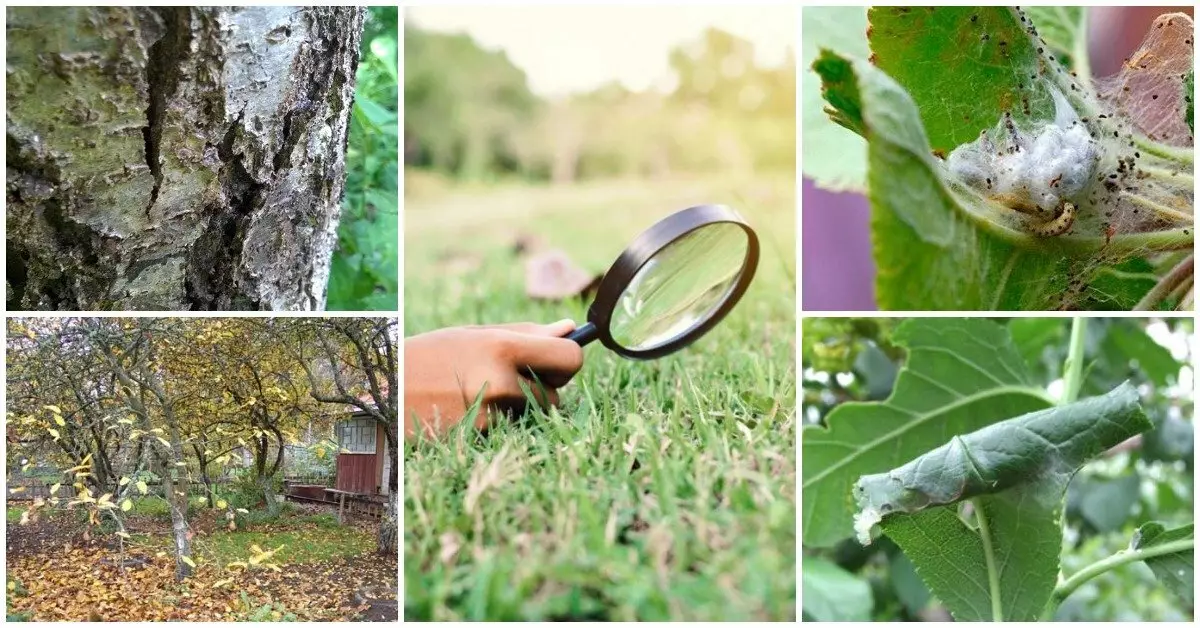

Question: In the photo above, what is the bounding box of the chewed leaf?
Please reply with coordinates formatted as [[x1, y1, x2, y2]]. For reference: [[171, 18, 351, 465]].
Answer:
[[1133, 522, 1194, 604], [854, 382, 1150, 523]]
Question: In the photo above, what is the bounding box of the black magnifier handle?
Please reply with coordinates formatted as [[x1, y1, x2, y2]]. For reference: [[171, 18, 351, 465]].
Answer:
[[566, 321, 599, 346]]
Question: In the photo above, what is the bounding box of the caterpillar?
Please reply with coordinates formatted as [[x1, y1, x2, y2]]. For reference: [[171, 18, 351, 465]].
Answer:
[[1029, 201, 1076, 237]]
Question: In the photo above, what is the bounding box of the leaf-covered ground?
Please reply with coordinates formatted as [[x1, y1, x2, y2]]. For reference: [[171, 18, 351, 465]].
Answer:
[[6, 507, 397, 621]]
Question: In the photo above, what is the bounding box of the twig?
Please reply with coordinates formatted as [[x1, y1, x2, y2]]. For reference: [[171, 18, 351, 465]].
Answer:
[[1134, 255, 1194, 311], [1052, 538, 1195, 604]]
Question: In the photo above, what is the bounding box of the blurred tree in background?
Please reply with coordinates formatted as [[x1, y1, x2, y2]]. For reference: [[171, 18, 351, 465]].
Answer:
[[329, 7, 399, 310], [404, 24, 795, 186]]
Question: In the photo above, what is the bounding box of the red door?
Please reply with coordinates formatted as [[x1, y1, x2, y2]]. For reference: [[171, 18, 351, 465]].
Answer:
[[336, 453, 377, 494]]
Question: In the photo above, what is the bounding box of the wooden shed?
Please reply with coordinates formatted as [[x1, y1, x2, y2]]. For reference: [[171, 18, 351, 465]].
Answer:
[[334, 410, 389, 496]]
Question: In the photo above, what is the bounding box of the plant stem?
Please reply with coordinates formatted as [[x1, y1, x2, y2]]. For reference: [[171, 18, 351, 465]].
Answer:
[[1052, 538, 1195, 604], [1072, 10, 1092, 95], [972, 498, 1004, 622], [1136, 164, 1194, 186], [1134, 254, 1194, 311], [1165, 272, 1194, 310], [1060, 317, 1086, 405], [1117, 190, 1193, 224], [1134, 138, 1194, 166]]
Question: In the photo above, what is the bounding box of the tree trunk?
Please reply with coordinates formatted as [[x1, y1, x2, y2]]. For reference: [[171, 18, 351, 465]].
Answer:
[[6, 7, 364, 311], [377, 426, 398, 556], [259, 474, 280, 516], [162, 408, 194, 581]]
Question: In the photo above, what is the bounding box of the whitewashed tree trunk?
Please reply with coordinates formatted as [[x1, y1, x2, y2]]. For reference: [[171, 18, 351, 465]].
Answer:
[[6, 6, 364, 310], [378, 426, 398, 555]]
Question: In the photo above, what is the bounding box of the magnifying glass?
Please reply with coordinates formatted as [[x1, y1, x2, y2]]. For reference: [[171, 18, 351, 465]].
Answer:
[[564, 204, 759, 359]]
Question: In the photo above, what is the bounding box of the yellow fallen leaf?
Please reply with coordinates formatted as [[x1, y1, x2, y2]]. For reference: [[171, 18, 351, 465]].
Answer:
[[115, 531, 131, 538], [121, 499, 132, 512], [181, 556, 196, 568], [48, 428, 60, 440], [212, 578, 232, 589], [54, 416, 66, 426], [9, 487, 25, 494], [156, 437, 171, 448], [119, 477, 131, 486], [136, 481, 148, 495], [249, 544, 264, 554], [43, 405, 61, 414], [216, 499, 227, 509]]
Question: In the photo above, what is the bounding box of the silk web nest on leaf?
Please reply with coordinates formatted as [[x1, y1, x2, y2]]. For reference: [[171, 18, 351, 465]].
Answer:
[[939, 11, 1193, 309], [943, 13, 1192, 244], [946, 87, 1098, 235]]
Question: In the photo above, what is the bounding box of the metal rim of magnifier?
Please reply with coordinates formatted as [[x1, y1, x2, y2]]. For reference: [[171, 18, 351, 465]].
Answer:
[[579, 204, 759, 360]]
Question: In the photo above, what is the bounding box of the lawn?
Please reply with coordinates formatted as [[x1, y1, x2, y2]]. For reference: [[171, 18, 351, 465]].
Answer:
[[403, 174, 797, 620]]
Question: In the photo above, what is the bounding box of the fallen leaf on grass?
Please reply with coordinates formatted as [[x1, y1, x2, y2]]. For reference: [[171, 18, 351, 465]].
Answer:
[[524, 249, 601, 301]]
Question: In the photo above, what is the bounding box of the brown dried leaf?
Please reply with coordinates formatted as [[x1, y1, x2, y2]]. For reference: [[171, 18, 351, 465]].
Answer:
[[524, 249, 601, 301]]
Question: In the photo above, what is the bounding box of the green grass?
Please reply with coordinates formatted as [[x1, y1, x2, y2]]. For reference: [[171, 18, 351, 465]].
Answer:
[[6, 507, 24, 523], [403, 174, 797, 620], [127, 497, 172, 519], [133, 513, 371, 566]]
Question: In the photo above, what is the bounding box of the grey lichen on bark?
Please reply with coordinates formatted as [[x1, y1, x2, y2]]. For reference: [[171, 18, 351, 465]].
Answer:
[[6, 6, 364, 310]]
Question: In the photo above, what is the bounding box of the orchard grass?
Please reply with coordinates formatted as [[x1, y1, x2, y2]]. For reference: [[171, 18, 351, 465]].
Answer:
[[403, 174, 797, 621]]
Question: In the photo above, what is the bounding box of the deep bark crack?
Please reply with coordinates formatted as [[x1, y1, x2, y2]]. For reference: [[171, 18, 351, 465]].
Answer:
[[142, 8, 191, 217]]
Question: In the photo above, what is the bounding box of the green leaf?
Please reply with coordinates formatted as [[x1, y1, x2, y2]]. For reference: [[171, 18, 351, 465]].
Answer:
[[802, 6, 869, 192], [854, 382, 1150, 621], [888, 551, 931, 615], [1103, 322, 1179, 388], [812, 50, 1075, 310], [868, 7, 1054, 152], [812, 8, 1191, 311], [1023, 7, 1088, 73], [1008, 318, 1067, 378], [1133, 522, 1194, 605], [801, 558, 873, 621], [1069, 472, 1141, 532], [1142, 412, 1194, 464], [802, 318, 1053, 548]]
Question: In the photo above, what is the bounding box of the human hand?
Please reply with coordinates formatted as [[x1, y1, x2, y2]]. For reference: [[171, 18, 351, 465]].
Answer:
[[404, 320, 584, 440]]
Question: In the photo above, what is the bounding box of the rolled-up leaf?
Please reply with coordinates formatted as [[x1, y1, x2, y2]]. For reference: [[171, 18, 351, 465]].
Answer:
[[853, 381, 1150, 543]]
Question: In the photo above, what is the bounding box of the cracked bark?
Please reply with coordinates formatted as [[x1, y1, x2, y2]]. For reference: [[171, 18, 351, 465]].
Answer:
[[6, 6, 364, 310]]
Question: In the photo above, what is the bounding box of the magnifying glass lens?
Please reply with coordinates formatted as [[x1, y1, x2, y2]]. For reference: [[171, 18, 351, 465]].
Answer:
[[609, 222, 749, 352]]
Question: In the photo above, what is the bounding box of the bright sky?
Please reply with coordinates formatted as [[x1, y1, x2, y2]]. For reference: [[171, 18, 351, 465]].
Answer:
[[405, 5, 796, 97]]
